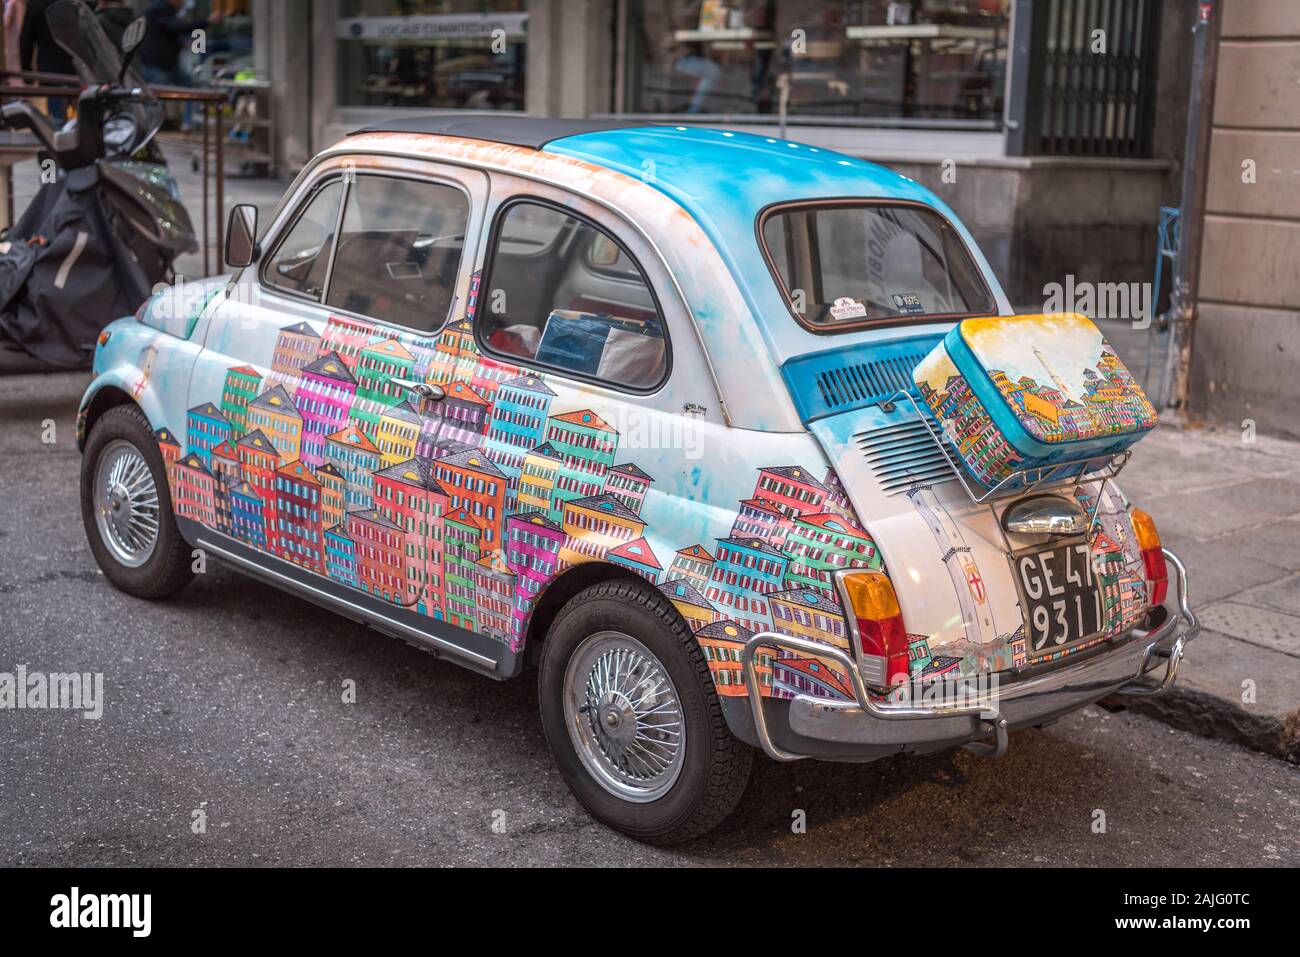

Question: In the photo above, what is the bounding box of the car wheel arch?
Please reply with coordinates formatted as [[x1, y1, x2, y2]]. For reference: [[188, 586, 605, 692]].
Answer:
[[522, 562, 688, 665], [78, 384, 137, 451]]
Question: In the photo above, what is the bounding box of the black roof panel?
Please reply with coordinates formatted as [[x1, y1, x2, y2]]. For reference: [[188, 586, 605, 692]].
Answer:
[[349, 115, 660, 150]]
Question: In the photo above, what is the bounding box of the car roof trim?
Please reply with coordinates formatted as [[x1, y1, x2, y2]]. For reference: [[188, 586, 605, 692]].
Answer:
[[347, 115, 663, 150]]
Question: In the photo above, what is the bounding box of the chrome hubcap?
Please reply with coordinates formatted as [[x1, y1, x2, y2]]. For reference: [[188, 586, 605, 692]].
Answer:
[[563, 631, 685, 803], [93, 439, 160, 568]]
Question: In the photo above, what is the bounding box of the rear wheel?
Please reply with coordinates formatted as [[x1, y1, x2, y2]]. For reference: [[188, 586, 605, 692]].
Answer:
[[538, 579, 752, 844], [80, 403, 193, 599]]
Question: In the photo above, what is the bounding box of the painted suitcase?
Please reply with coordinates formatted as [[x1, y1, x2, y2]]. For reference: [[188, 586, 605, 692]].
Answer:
[[912, 312, 1158, 489]]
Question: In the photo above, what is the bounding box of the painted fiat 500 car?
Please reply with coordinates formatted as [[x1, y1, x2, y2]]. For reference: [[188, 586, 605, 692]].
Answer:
[[76, 117, 1200, 844]]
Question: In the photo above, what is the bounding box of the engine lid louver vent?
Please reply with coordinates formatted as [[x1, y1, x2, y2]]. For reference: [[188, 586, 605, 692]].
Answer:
[[781, 335, 943, 423], [855, 418, 957, 494], [815, 352, 928, 412]]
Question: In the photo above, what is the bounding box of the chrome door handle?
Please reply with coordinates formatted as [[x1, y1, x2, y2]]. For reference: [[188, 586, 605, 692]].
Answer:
[[390, 377, 444, 401]]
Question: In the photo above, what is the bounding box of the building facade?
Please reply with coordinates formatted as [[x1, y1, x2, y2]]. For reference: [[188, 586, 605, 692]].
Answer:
[[251, 0, 1192, 310]]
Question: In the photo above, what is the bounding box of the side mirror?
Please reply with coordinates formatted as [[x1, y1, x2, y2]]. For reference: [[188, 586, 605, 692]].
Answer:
[[119, 17, 147, 82], [122, 17, 147, 57], [225, 204, 259, 268]]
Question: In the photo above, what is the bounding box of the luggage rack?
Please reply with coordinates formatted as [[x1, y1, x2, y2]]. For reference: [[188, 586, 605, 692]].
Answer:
[[887, 388, 1132, 525]]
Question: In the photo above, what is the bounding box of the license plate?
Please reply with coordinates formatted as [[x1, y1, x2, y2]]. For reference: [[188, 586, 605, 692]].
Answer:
[[1013, 541, 1103, 656]]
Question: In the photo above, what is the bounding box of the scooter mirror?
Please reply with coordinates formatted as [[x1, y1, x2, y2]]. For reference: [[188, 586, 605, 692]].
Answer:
[[118, 17, 147, 83], [121, 18, 147, 58], [226, 204, 260, 268]]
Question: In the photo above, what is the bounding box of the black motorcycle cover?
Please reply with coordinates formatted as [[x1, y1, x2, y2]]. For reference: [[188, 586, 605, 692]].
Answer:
[[0, 165, 152, 367]]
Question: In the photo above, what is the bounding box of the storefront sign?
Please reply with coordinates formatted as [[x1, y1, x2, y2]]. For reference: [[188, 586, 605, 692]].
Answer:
[[337, 13, 528, 42]]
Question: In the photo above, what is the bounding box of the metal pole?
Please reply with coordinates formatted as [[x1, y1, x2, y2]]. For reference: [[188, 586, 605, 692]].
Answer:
[[1164, 0, 1221, 411], [216, 98, 224, 267], [202, 100, 211, 277]]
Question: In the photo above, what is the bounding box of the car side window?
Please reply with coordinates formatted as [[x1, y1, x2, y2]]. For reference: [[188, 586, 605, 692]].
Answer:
[[477, 201, 668, 391], [263, 179, 344, 300], [325, 175, 470, 333]]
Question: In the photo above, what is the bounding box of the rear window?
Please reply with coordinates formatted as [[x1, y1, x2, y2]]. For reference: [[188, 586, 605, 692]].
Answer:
[[759, 202, 996, 331]]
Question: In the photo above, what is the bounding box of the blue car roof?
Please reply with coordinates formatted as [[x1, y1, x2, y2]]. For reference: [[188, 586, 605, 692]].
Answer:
[[545, 126, 998, 367], [546, 124, 939, 216]]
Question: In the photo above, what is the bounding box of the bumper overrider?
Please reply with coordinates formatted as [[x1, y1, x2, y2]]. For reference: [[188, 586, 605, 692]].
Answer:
[[741, 548, 1200, 762]]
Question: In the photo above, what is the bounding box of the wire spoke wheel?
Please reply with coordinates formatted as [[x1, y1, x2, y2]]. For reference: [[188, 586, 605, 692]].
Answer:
[[92, 438, 160, 568], [563, 631, 685, 803]]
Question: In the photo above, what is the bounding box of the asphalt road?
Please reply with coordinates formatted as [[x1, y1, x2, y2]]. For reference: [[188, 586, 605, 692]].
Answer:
[[2, 372, 1298, 867]]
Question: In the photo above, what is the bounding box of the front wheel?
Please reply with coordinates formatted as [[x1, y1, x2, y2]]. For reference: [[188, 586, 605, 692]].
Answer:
[[538, 579, 753, 844], [80, 403, 194, 599]]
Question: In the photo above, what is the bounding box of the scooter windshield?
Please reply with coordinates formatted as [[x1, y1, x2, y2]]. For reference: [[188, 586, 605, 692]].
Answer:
[[46, 0, 164, 149]]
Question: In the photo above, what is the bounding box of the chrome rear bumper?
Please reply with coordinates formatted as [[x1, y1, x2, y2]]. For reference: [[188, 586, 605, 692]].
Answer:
[[741, 548, 1200, 762]]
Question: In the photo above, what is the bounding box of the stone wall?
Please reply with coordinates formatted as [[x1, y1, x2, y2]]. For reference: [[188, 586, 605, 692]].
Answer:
[[1190, 0, 1300, 438]]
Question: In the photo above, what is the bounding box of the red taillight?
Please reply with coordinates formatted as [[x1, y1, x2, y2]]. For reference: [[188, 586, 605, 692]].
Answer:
[[1130, 508, 1168, 607], [1141, 548, 1168, 606], [856, 614, 911, 686], [842, 571, 911, 686]]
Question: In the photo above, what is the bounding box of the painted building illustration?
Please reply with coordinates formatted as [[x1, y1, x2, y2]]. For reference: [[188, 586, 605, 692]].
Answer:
[[246, 385, 303, 464], [156, 311, 1154, 702], [271, 321, 321, 383], [221, 365, 262, 435], [293, 352, 357, 468], [185, 402, 232, 468], [668, 545, 714, 593]]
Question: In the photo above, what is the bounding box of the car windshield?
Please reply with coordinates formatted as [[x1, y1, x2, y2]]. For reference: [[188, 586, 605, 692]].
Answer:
[[760, 202, 996, 330]]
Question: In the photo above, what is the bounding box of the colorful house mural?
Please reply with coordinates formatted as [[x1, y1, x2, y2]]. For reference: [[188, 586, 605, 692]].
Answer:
[[668, 545, 714, 593], [157, 295, 1153, 705], [271, 321, 321, 383], [293, 352, 357, 468], [246, 385, 303, 464], [220, 365, 262, 435], [185, 402, 232, 468], [608, 537, 662, 583], [230, 482, 266, 550]]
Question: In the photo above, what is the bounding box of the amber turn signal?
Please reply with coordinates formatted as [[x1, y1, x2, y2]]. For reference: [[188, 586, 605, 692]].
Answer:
[[841, 570, 901, 621], [841, 570, 909, 686], [1129, 508, 1168, 607]]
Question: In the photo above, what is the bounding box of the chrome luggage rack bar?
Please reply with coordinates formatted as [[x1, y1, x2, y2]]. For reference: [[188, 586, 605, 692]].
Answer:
[[887, 388, 1131, 513]]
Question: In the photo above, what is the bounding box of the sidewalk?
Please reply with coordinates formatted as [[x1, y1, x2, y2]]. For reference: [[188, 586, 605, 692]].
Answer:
[[1114, 424, 1300, 763]]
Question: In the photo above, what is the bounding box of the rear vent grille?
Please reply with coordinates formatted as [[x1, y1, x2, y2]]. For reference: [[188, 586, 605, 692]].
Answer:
[[855, 419, 958, 494], [815, 352, 929, 412]]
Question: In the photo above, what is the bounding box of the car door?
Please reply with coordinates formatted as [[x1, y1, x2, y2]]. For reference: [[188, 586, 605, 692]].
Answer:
[[465, 172, 730, 653], [180, 153, 513, 677]]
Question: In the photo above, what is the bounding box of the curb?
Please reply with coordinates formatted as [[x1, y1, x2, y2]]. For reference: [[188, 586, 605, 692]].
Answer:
[[1100, 689, 1299, 765]]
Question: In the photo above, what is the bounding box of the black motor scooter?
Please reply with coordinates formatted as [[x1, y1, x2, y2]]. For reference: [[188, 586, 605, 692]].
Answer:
[[0, 0, 197, 374]]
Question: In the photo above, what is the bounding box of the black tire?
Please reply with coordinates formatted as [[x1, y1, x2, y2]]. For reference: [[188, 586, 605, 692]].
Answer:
[[538, 578, 753, 844], [80, 403, 194, 600]]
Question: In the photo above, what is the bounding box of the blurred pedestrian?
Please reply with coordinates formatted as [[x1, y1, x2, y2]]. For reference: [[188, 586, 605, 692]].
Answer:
[[139, 0, 221, 131], [95, 0, 135, 50], [20, 0, 75, 121], [2, 0, 25, 84]]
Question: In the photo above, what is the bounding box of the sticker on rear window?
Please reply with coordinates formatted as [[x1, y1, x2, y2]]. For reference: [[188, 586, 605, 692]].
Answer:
[[829, 297, 868, 321], [892, 293, 924, 314]]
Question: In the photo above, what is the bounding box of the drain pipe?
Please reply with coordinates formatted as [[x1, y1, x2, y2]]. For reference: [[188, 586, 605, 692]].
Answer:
[[1164, 1, 1221, 412]]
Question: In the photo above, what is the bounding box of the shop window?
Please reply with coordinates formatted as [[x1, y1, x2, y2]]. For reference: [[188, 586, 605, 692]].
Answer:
[[336, 1, 527, 111], [621, 0, 1009, 123], [477, 202, 669, 391]]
